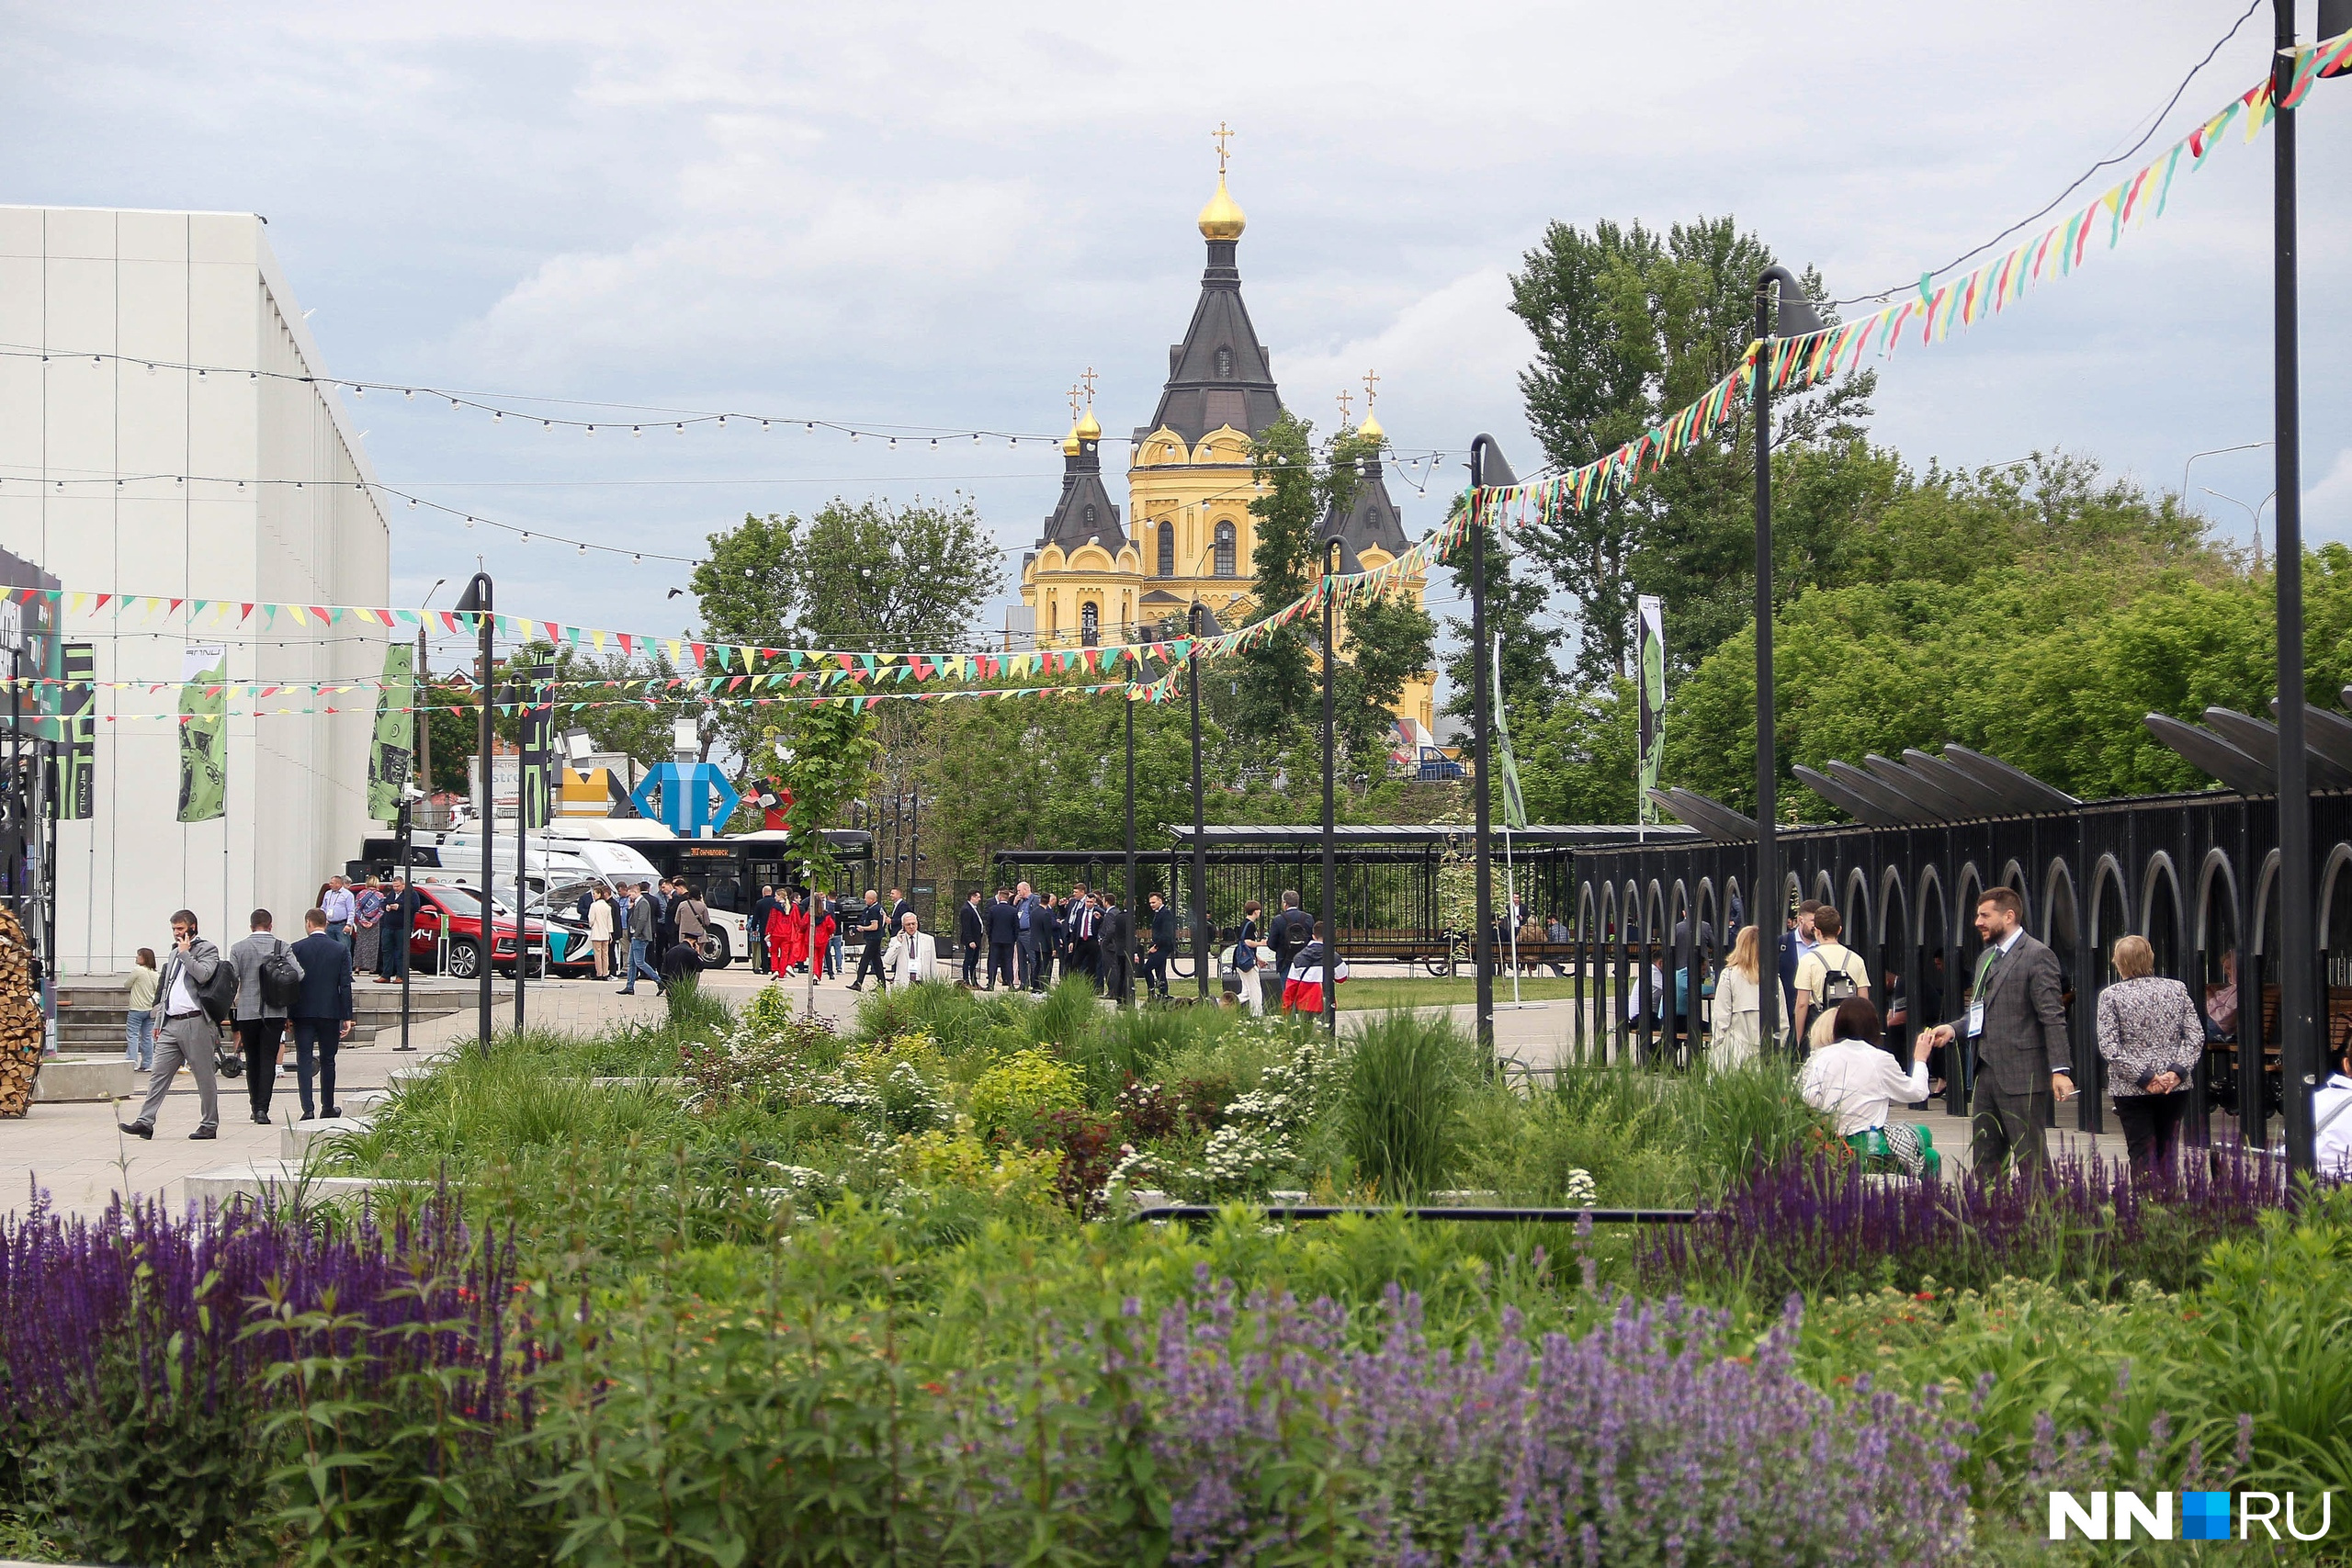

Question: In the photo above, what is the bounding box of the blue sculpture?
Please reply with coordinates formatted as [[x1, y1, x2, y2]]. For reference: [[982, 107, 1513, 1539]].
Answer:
[[630, 761, 741, 838]]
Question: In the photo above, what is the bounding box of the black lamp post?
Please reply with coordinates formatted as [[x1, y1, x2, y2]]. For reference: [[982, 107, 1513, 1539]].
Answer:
[[453, 571, 494, 1055], [1321, 535, 1344, 1036], [1466, 436, 1516, 1067], [1188, 602, 1209, 1000], [1749, 265, 1826, 1056], [2275, 0, 2348, 1174], [1124, 676, 1136, 1007]]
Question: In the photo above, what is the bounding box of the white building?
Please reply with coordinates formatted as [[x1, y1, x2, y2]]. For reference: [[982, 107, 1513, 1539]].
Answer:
[[0, 207, 390, 972]]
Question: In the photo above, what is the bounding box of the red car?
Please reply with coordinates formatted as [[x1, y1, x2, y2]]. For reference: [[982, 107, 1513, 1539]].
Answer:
[[407, 883, 548, 979]]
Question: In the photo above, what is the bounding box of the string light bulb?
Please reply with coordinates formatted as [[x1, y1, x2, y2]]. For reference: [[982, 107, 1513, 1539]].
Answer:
[[675, 423, 685, 434], [351, 382, 361, 395]]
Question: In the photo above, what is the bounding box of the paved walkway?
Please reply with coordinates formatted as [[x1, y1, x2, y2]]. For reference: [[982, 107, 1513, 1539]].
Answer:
[[2, 966, 864, 1220]]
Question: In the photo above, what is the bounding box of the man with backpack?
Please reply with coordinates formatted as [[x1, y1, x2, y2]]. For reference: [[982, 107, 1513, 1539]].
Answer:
[[119, 909, 231, 1141], [1792, 904, 1871, 1050], [229, 909, 304, 1124]]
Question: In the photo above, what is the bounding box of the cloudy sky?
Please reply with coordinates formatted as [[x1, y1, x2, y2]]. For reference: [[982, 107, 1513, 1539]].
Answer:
[[6, 0, 2348, 651]]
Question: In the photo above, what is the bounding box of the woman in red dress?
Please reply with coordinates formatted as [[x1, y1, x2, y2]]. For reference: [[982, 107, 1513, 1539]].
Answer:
[[765, 894, 802, 976], [809, 893, 837, 981]]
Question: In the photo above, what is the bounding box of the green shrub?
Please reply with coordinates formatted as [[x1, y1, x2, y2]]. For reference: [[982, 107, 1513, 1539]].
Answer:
[[1339, 1010, 1476, 1200], [967, 1048, 1084, 1146], [1025, 974, 1102, 1054]]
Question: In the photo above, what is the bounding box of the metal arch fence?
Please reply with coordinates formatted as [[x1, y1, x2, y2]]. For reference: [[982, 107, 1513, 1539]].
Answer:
[[1567, 789, 2352, 1146], [993, 831, 1580, 964]]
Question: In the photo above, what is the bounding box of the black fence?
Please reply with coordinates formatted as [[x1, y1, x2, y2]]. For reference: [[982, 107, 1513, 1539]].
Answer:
[[994, 826, 1615, 962], [1569, 789, 2352, 1143]]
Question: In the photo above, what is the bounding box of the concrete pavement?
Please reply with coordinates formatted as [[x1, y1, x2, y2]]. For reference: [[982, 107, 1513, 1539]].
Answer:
[[2, 965, 863, 1219]]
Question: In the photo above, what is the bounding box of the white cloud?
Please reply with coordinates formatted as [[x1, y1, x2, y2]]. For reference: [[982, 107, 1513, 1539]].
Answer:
[[2310, 448, 2352, 546]]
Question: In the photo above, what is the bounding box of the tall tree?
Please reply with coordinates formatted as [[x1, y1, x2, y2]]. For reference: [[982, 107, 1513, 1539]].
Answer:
[[1509, 215, 1873, 682], [1232, 413, 1326, 759]]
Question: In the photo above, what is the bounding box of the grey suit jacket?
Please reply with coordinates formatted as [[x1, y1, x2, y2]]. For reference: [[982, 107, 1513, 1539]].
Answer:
[[1955, 931, 2072, 1094]]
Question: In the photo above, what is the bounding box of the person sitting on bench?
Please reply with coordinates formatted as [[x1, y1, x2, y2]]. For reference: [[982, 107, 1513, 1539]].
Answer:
[[1799, 995, 1939, 1179]]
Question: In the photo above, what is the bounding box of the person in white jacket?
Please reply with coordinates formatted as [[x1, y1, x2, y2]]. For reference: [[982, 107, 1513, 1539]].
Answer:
[[881, 911, 938, 989], [1799, 995, 1933, 1176], [2315, 1028, 2352, 1179], [1710, 925, 1765, 1068]]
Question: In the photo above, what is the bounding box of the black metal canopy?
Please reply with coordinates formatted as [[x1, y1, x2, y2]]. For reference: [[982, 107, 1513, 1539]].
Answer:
[[2143, 712, 2275, 795], [1645, 788, 1758, 842], [1792, 744, 2077, 826]]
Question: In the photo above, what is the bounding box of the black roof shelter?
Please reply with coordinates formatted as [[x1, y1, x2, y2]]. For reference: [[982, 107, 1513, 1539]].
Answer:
[[1577, 715, 2352, 1155]]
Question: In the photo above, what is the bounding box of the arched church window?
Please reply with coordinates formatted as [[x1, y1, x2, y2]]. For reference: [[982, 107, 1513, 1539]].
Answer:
[[1158, 524, 1175, 578], [1080, 603, 1100, 645], [1214, 521, 1237, 578], [1083, 503, 1097, 526], [1216, 346, 1234, 379]]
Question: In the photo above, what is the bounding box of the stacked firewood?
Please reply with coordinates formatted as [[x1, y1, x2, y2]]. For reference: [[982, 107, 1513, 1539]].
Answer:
[[0, 910, 41, 1118]]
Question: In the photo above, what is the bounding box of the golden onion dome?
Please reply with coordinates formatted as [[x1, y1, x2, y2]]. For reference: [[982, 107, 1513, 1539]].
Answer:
[[1196, 173, 1247, 241], [1062, 423, 1082, 457], [1357, 407, 1385, 443], [1075, 407, 1102, 441]]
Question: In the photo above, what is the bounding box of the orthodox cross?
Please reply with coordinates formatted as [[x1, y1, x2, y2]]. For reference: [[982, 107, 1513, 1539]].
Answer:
[[1067, 383, 1082, 422], [1080, 366, 1099, 408], [1212, 121, 1235, 175], [1362, 367, 1380, 411], [1336, 389, 1354, 424]]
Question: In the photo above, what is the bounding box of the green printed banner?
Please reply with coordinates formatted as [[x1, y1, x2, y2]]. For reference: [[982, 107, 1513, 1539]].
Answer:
[[368, 643, 415, 820], [55, 642, 94, 820], [176, 643, 226, 823]]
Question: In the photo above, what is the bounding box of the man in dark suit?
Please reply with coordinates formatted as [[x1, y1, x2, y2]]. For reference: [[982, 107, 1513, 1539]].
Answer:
[[984, 888, 1020, 990], [288, 908, 355, 1121], [956, 890, 986, 986], [1143, 891, 1180, 1000], [1098, 893, 1134, 1004], [1065, 883, 1101, 987], [1923, 886, 2073, 1173], [888, 886, 913, 931], [750, 884, 779, 973]]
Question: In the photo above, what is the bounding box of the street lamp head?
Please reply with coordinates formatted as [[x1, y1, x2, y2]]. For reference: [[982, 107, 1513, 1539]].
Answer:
[[1758, 265, 1827, 339], [453, 573, 492, 615], [1468, 434, 1517, 490]]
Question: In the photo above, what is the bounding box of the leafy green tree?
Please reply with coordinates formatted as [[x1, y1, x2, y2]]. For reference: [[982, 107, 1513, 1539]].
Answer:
[[693, 496, 1001, 652], [1509, 214, 1872, 682]]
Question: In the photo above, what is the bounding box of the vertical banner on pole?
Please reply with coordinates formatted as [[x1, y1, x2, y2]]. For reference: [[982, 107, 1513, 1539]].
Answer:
[[1490, 639, 1528, 832], [176, 643, 227, 823], [1635, 595, 1666, 823], [55, 643, 94, 820], [518, 662, 556, 831], [368, 644, 416, 822]]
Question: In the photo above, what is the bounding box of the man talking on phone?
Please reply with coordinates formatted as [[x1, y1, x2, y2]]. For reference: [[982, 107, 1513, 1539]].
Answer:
[[1920, 886, 2072, 1175]]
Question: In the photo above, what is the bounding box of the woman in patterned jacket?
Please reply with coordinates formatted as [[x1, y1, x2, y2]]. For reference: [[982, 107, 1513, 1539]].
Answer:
[[2095, 934, 2204, 1175]]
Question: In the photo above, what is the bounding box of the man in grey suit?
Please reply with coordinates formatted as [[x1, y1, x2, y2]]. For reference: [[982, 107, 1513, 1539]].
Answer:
[[1923, 886, 2074, 1173]]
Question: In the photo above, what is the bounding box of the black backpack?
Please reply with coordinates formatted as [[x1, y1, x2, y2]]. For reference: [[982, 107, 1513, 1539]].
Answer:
[[1814, 943, 1863, 1008], [259, 941, 304, 1010]]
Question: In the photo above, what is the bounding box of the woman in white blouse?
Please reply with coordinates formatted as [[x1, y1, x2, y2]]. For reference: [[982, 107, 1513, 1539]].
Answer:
[[1711, 925, 1765, 1068], [1799, 996, 1934, 1176]]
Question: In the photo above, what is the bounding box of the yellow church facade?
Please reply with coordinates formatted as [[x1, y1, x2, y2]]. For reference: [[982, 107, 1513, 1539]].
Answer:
[[1018, 160, 1437, 739]]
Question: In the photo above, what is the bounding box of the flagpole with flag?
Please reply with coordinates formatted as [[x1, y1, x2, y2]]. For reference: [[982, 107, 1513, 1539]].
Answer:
[[1492, 638, 1527, 1007]]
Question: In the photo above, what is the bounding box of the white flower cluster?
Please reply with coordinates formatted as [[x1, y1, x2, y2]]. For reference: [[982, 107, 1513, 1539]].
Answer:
[[1098, 1141, 1156, 1208], [1561, 1167, 1598, 1208], [1180, 1035, 1335, 1201]]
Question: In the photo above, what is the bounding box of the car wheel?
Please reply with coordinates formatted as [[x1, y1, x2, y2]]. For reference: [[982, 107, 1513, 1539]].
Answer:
[[698, 929, 731, 970], [446, 937, 482, 979]]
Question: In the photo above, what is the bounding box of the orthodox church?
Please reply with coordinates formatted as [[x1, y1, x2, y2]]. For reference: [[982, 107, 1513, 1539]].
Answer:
[[1017, 148, 1435, 736]]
